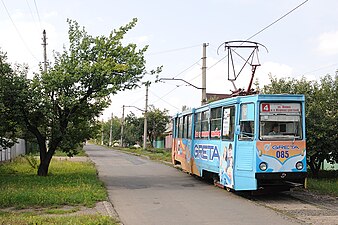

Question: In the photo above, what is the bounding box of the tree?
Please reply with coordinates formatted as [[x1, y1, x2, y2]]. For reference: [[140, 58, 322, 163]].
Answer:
[[262, 73, 338, 176], [0, 52, 27, 149], [0, 18, 151, 176], [146, 105, 170, 147], [123, 112, 143, 146]]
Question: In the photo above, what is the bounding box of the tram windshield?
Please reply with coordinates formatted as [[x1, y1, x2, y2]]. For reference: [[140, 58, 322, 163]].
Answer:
[[259, 103, 303, 141]]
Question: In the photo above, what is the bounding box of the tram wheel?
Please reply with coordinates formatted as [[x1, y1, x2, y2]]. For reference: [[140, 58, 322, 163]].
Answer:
[[225, 187, 232, 192]]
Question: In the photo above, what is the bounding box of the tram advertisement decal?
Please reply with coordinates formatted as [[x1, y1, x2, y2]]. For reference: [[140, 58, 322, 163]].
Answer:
[[256, 141, 305, 164]]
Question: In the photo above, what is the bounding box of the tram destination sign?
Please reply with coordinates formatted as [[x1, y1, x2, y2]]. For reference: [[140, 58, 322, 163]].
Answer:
[[261, 103, 301, 113]]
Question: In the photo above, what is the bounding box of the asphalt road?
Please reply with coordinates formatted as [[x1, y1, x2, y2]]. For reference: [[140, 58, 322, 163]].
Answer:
[[85, 144, 300, 225]]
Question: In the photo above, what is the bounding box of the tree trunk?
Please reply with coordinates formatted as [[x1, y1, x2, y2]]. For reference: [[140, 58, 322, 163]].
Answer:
[[308, 154, 322, 178], [36, 136, 55, 176]]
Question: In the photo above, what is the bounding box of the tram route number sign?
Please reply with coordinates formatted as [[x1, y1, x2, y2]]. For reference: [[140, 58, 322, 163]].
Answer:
[[261, 103, 301, 113]]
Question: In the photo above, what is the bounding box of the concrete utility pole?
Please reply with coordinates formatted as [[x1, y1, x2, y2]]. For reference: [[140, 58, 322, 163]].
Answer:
[[201, 43, 208, 105], [120, 105, 125, 147], [109, 113, 113, 147], [143, 82, 150, 150], [42, 30, 47, 73], [101, 119, 104, 145]]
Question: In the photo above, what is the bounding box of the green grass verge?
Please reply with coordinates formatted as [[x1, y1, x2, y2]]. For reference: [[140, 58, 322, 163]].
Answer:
[[307, 170, 338, 197], [0, 211, 118, 225], [0, 157, 107, 208], [117, 147, 172, 162]]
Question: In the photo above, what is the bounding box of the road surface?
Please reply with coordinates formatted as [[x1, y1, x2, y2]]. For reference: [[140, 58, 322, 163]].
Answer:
[[85, 144, 300, 225]]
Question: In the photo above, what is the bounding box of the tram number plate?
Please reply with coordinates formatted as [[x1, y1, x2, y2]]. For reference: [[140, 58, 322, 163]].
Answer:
[[276, 150, 289, 158]]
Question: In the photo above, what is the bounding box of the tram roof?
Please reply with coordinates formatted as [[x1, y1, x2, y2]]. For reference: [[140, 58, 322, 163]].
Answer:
[[173, 94, 305, 117]]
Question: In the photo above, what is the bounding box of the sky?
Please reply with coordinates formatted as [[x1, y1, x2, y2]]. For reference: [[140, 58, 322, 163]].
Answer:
[[1, 0, 338, 121]]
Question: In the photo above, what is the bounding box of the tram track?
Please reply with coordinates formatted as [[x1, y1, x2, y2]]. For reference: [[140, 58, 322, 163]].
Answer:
[[239, 188, 338, 225]]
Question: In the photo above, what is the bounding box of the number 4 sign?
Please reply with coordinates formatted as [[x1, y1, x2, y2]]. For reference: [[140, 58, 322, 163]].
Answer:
[[262, 103, 270, 112]]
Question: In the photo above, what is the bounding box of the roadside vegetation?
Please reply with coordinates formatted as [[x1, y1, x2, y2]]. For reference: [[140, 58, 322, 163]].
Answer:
[[0, 157, 117, 224], [116, 146, 172, 162], [307, 170, 338, 197]]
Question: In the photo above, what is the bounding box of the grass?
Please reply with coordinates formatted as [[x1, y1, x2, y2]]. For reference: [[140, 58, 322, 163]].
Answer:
[[307, 170, 338, 197], [0, 157, 107, 208], [0, 211, 118, 225], [117, 147, 172, 162], [0, 157, 117, 224]]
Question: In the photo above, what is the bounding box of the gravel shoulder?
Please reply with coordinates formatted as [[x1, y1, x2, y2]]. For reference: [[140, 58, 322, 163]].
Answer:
[[248, 188, 338, 225]]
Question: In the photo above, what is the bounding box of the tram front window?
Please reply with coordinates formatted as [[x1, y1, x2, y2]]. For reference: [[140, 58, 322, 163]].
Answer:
[[259, 103, 303, 141]]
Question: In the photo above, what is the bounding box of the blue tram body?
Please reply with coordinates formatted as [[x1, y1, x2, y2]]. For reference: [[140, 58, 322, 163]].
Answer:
[[172, 94, 307, 191]]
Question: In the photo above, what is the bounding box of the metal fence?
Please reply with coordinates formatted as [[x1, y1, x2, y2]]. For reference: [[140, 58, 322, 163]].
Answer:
[[0, 139, 26, 162]]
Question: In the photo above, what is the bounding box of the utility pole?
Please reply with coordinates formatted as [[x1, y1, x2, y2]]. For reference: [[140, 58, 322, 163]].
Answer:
[[120, 105, 125, 147], [42, 30, 47, 73], [201, 43, 208, 105], [109, 113, 113, 147], [143, 82, 149, 150], [101, 119, 104, 145]]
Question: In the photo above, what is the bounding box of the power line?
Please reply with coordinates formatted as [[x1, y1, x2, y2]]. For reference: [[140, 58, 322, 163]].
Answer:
[[33, 0, 42, 30], [191, 0, 310, 81], [149, 89, 180, 110], [246, 0, 309, 41], [1, 0, 39, 62], [173, 58, 201, 78], [147, 44, 201, 56], [301, 63, 338, 76], [146, 1, 311, 109]]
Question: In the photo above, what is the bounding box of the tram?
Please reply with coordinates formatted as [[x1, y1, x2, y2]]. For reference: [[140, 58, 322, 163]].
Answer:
[[171, 94, 307, 191]]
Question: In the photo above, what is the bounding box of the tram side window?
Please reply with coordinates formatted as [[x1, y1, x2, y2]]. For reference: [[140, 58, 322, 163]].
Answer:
[[178, 117, 183, 138], [174, 118, 178, 138], [183, 114, 192, 139], [210, 107, 222, 139], [222, 106, 235, 140], [239, 103, 254, 141], [194, 113, 201, 139], [201, 111, 209, 139], [187, 114, 192, 139]]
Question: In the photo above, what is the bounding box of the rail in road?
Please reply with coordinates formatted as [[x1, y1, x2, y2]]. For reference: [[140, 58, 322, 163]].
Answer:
[[84, 144, 336, 225]]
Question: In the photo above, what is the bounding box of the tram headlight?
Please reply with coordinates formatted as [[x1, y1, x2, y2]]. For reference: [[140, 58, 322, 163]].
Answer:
[[296, 161, 303, 170], [259, 162, 268, 171]]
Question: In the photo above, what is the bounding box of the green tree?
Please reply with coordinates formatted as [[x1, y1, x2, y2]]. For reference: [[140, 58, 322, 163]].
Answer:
[[0, 18, 151, 176], [146, 105, 170, 147], [123, 112, 143, 146], [0, 52, 27, 148], [263, 73, 338, 176]]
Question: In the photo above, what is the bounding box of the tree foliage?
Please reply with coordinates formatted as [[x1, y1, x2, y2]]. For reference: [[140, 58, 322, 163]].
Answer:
[[0, 18, 149, 176], [146, 105, 170, 146], [262, 73, 338, 176], [0, 52, 28, 148]]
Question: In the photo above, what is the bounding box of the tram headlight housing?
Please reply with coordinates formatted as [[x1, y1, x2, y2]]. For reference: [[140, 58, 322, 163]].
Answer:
[[296, 161, 303, 170], [259, 162, 268, 171]]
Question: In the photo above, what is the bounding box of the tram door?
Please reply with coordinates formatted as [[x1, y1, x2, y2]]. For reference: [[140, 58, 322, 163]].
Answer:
[[234, 103, 257, 190]]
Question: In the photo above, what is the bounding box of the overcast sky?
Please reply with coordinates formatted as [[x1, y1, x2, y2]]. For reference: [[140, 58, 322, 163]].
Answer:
[[1, 0, 337, 120]]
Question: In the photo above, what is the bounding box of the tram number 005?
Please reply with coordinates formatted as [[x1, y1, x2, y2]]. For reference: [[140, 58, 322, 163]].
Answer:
[[276, 150, 289, 158]]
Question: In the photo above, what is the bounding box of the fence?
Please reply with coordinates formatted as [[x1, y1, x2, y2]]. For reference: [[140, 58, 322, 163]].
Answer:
[[0, 139, 26, 162]]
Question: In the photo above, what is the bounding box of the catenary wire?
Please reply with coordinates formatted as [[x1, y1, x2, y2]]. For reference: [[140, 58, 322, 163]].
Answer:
[[1, 0, 39, 62], [153, 0, 310, 104], [147, 44, 201, 56], [33, 0, 42, 30]]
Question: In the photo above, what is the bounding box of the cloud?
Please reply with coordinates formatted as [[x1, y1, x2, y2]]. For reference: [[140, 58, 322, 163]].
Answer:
[[257, 61, 293, 86], [317, 31, 338, 55]]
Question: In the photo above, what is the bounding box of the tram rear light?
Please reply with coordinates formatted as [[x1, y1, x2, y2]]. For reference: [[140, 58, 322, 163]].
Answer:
[[259, 162, 267, 171], [296, 161, 303, 170]]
